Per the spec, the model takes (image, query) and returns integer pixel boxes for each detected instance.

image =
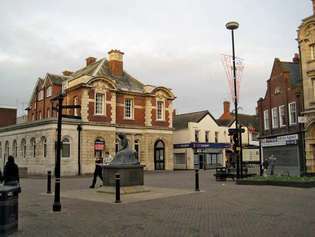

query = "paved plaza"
[11,170,315,237]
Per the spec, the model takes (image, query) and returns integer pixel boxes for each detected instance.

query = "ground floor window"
[154,140,165,170]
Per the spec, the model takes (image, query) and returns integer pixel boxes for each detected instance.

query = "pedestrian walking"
[89,157,103,188]
[3,155,20,186]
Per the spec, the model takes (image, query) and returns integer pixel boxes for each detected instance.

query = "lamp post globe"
[225,21,239,30]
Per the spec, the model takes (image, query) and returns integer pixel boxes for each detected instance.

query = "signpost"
[52,94,81,212]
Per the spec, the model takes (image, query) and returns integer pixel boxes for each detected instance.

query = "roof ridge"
[92,58,106,77]
[176,110,209,116]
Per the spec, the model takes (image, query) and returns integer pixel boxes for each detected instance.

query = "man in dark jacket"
[89,157,103,188]
[3,156,19,185]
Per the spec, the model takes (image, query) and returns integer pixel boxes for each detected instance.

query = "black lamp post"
[226,21,243,179]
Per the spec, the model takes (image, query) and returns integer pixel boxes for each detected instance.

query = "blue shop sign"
[174,143,230,149]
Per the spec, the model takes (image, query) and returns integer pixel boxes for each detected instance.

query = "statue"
[110,133,139,165]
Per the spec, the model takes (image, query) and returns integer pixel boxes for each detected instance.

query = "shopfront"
[261,134,302,176]
[174,142,230,170]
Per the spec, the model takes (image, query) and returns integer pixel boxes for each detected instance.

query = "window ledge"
[307,59,315,64]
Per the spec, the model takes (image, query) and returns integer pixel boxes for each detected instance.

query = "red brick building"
[257,56,304,176]
[0,107,17,127]
[0,49,176,175]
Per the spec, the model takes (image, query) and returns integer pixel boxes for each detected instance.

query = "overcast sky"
[0,0,312,117]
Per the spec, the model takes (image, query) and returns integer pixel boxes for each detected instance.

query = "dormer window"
[46,86,52,97]
[274,87,281,95]
[38,90,44,101]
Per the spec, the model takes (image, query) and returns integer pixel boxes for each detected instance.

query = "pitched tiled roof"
[71,58,145,92]
[217,113,259,130]
[46,73,67,85]
[281,62,300,86]
[174,110,214,130]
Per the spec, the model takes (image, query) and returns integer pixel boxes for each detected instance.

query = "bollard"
[195,169,200,191]
[115,173,121,203]
[47,171,52,194]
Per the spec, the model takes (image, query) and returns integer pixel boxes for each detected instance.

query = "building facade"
[0,106,17,127]
[297,0,315,173]
[217,101,260,165]
[257,57,304,176]
[173,111,230,169]
[0,49,176,175]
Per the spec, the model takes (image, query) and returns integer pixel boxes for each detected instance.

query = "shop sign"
[261,134,298,147]
[95,141,105,150]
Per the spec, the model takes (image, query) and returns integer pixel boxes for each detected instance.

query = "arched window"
[30,138,36,158]
[94,138,105,159]
[41,137,47,158]
[154,140,165,170]
[4,141,9,161]
[12,140,17,158]
[134,139,140,161]
[21,139,26,158]
[115,138,120,154]
[62,138,70,158]
[0,142,2,160]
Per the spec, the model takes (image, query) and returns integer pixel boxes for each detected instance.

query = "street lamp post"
[226,21,242,179]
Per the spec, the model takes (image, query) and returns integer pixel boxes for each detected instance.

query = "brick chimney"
[108,49,124,77]
[62,70,73,76]
[219,101,233,120]
[86,57,97,66]
[292,53,300,64]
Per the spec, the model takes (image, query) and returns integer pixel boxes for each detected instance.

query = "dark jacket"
[3,159,19,185]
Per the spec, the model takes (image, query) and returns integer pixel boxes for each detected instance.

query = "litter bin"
[215,167,226,181]
[0,185,19,235]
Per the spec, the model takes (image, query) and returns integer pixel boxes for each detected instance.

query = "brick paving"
[10,170,315,237]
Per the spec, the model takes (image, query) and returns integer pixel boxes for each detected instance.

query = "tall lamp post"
[226,21,243,179]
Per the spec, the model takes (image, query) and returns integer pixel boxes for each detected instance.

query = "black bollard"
[195,169,200,191]
[115,173,121,203]
[47,171,52,194]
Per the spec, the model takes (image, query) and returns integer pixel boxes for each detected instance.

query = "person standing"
[3,155,20,186]
[89,157,103,188]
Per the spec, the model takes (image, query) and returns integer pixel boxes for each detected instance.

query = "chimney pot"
[108,49,124,77]
[86,57,97,66]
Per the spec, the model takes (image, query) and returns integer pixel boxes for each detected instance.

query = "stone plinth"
[102,165,144,187]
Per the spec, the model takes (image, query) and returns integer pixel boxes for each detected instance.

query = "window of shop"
[279,105,286,127]
[289,102,297,125]
[272,107,278,128]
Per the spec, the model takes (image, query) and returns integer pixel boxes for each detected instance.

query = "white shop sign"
[261,134,298,147]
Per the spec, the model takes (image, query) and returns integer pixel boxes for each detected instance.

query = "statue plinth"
[102,164,145,186]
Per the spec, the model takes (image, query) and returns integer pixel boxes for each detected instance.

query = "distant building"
[297,0,315,173]
[217,101,260,164]
[173,111,230,169]
[0,106,17,127]
[257,57,303,176]
[0,49,176,175]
